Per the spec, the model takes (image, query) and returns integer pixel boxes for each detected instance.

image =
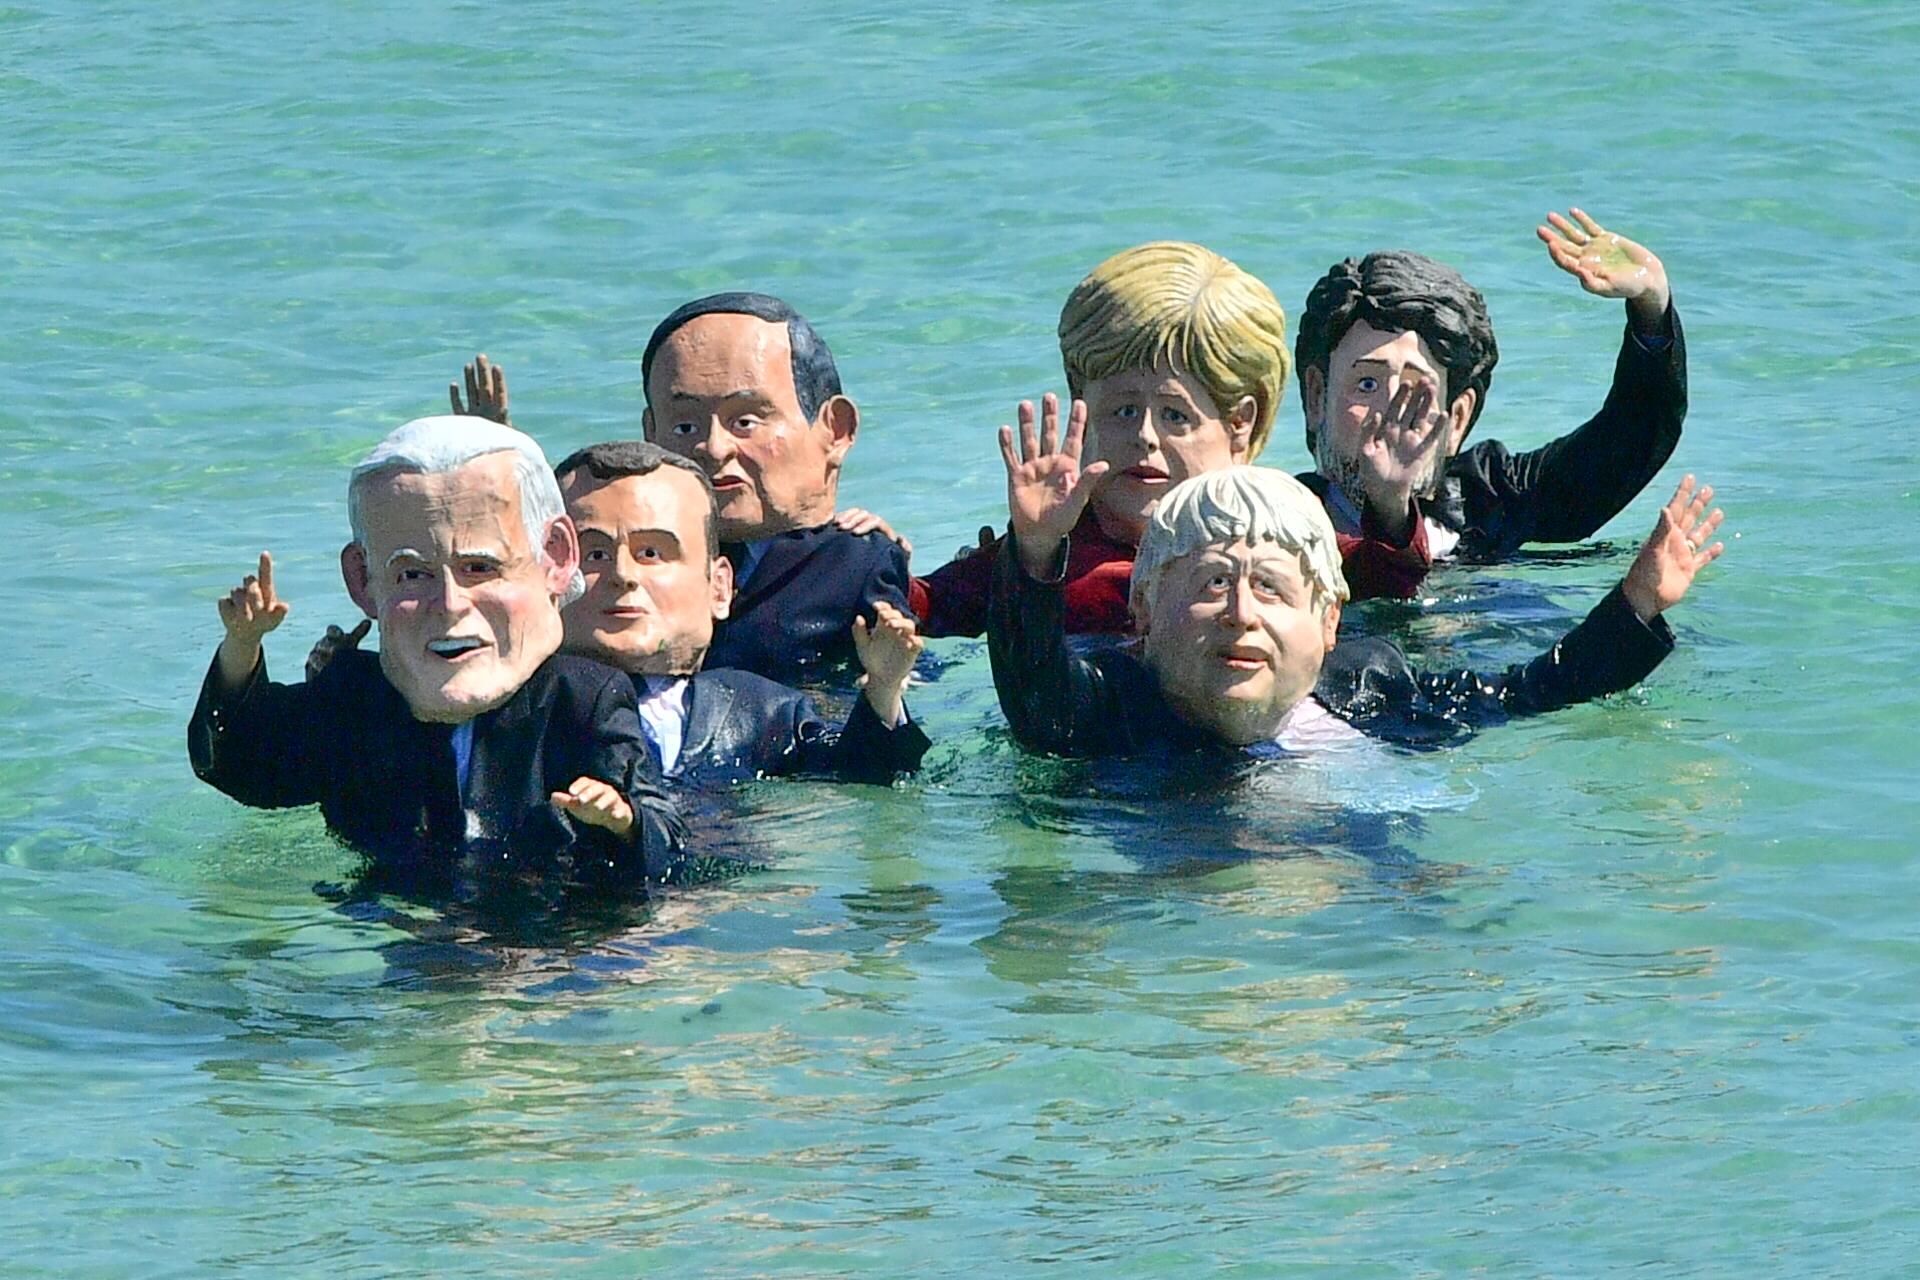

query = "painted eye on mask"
[1355,376,1381,394]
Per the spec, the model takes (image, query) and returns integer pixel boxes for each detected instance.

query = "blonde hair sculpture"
[1130,467,1350,619]
[1058,241,1293,460]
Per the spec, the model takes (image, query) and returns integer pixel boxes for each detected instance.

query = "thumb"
[347,618,371,645]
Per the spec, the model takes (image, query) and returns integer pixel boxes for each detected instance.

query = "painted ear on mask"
[541,515,581,595]
[1128,582,1151,638]
[1445,387,1477,455]
[641,405,656,444]
[340,542,377,619]
[1227,394,1259,460]
[1320,598,1342,652]
[818,395,860,466]
[709,553,735,622]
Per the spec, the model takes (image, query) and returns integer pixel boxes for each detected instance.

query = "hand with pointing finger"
[1000,393,1108,580]
[216,552,291,690]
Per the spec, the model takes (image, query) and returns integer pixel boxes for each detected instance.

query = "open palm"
[999,393,1107,576]
[1538,208,1669,310]
[1623,475,1725,621]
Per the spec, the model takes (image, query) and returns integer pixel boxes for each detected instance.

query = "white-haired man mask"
[339,415,583,723]
[989,408,1725,756]
[190,416,688,898]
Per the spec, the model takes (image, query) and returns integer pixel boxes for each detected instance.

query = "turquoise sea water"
[4,2,1919,1274]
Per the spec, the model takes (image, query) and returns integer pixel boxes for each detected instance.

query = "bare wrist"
[215,637,262,690]
[862,680,908,729]
[1621,578,1659,624]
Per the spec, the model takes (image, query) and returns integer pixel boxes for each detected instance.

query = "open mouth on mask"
[426,637,488,659]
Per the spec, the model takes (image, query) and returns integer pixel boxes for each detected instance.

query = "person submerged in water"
[190,416,689,900]
[307,439,931,788]
[1293,209,1686,600]
[986,401,1725,756]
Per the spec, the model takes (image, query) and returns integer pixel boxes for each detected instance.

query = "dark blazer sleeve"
[1319,584,1675,742]
[1451,302,1687,555]
[861,534,914,616]
[187,648,338,808]
[987,536,1152,758]
[813,695,932,784]
[581,672,691,885]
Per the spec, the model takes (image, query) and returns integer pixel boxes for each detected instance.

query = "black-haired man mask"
[640,293,913,683]
[1293,209,1686,600]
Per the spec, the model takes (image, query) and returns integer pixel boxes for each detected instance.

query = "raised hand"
[1352,377,1447,541]
[304,619,371,682]
[999,393,1108,579]
[215,551,291,688]
[852,600,925,727]
[448,352,512,424]
[1623,475,1725,622]
[834,507,913,558]
[1537,208,1671,325]
[551,776,634,837]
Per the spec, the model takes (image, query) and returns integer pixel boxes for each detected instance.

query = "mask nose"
[435,569,472,615]
[609,544,642,589]
[695,418,735,466]
[1221,576,1259,628]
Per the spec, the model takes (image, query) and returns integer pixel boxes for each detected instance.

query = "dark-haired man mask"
[640,295,912,683]
[1294,208,1686,603]
[644,311,854,543]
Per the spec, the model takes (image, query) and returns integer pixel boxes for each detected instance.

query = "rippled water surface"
[4,2,1918,1274]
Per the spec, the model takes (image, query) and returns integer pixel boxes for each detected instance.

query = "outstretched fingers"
[1038,392,1060,457]
[1017,399,1039,463]
[1058,397,1089,464]
[1570,207,1605,237]
[1545,210,1590,245]
[997,424,1021,476]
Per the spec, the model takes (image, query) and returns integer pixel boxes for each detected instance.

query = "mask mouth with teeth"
[349,453,569,725]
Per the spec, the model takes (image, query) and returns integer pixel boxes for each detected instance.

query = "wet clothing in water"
[1300,301,1688,601]
[630,667,930,787]
[909,508,1135,639]
[987,536,1674,759]
[707,523,913,685]
[189,648,690,896]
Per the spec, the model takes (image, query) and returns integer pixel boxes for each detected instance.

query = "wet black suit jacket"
[707,523,913,684]
[987,539,1675,758]
[650,667,930,787]
[189,648,690,897]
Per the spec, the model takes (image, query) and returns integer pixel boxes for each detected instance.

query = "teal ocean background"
[4,3,1918,1274]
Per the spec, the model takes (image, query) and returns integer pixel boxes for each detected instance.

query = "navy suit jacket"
[189,648,691,898]
[651,667,930,787]
[707,523,912,684]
